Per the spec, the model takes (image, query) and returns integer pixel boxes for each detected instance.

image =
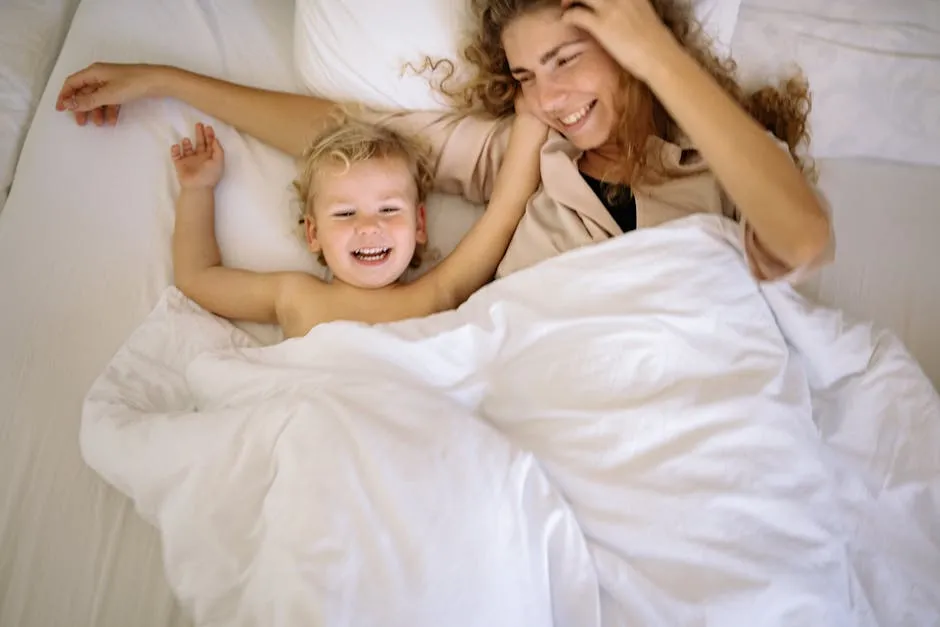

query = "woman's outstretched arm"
[57,63,515,204]
[57,63,337,157]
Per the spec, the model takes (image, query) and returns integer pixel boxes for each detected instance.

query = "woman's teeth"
[353,247,391,262]
[560,102,595,126]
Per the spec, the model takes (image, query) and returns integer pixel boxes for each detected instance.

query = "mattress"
[803,158,940,385]
[0,0,81,210]
[1,1,938,626]
[0,1,302,625]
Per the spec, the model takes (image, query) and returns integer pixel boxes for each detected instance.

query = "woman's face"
[502,5,623,151]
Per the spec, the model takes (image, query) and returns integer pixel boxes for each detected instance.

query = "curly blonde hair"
[427,0,814,187]
[293,115,434,269]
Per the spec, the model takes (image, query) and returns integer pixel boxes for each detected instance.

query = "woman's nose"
[536,79,567,116]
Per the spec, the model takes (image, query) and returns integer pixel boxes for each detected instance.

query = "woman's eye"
[557,53,580,68]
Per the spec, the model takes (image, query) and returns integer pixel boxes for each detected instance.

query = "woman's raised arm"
[561,0,831,273]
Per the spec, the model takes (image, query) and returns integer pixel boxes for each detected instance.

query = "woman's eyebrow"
[510,38,585,74]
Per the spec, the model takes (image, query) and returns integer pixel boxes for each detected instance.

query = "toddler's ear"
[415,203,428,245]
[303,216,321,253]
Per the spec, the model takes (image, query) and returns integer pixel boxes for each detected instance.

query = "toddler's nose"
[354,215,381,234]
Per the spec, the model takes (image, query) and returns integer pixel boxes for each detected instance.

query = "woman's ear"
[303,215,321,253]
[415,203,428,245]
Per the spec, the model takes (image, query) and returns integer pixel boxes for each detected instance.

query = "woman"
[56,0,832,282]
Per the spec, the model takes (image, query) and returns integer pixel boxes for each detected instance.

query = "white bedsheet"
[0,0,80,210]
[82,216,940,626]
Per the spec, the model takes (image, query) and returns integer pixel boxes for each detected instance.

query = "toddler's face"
[305,157,426,289]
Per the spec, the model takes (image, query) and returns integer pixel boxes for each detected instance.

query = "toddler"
[171,112,546,338]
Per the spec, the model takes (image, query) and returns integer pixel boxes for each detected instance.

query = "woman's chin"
[565,131,608,152]
[556,121,612,152]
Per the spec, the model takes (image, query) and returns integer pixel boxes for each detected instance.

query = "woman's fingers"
[561,4,599,32]
[56,65,101,110]
[105,105,120,126]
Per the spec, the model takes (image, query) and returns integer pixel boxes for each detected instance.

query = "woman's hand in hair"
[560,0,680,83]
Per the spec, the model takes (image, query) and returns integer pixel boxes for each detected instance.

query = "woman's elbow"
[173,271,203,302]
[789,199,833,270]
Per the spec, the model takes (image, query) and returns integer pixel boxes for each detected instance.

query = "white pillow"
[294,0,744,111]
[730,0,940,166]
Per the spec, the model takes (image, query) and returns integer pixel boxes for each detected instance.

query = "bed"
[730,0,940,392]
[0,0,81,211]
[0,0,938,626]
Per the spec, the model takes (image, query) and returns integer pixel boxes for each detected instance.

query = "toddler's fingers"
[170,144,181,160]
[195,122,206,152]
[210,138,224,161]
[182,137,193,155]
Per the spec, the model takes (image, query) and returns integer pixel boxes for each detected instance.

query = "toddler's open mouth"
[352,247,391,264]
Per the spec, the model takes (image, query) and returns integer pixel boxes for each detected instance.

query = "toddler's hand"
[171,123,224,189]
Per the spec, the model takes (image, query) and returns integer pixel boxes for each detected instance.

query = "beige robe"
[361,109,833,282]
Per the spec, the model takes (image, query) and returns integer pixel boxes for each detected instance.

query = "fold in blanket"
[82,215,940,627]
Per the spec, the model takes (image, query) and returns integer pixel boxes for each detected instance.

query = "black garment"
[580,172,637,234]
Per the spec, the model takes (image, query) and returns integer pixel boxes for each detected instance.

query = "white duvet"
[81,215,940,627]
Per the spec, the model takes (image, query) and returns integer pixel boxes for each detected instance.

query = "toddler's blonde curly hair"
[293,114,435,269]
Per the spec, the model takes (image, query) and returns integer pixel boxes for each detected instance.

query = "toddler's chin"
[332,265,407,290]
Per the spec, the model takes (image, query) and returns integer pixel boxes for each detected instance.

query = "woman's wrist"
[512,112,547,132]
[631,37,694,91]
[511,113,549,149]
[148,64,186,99]
[612,29,687,86]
